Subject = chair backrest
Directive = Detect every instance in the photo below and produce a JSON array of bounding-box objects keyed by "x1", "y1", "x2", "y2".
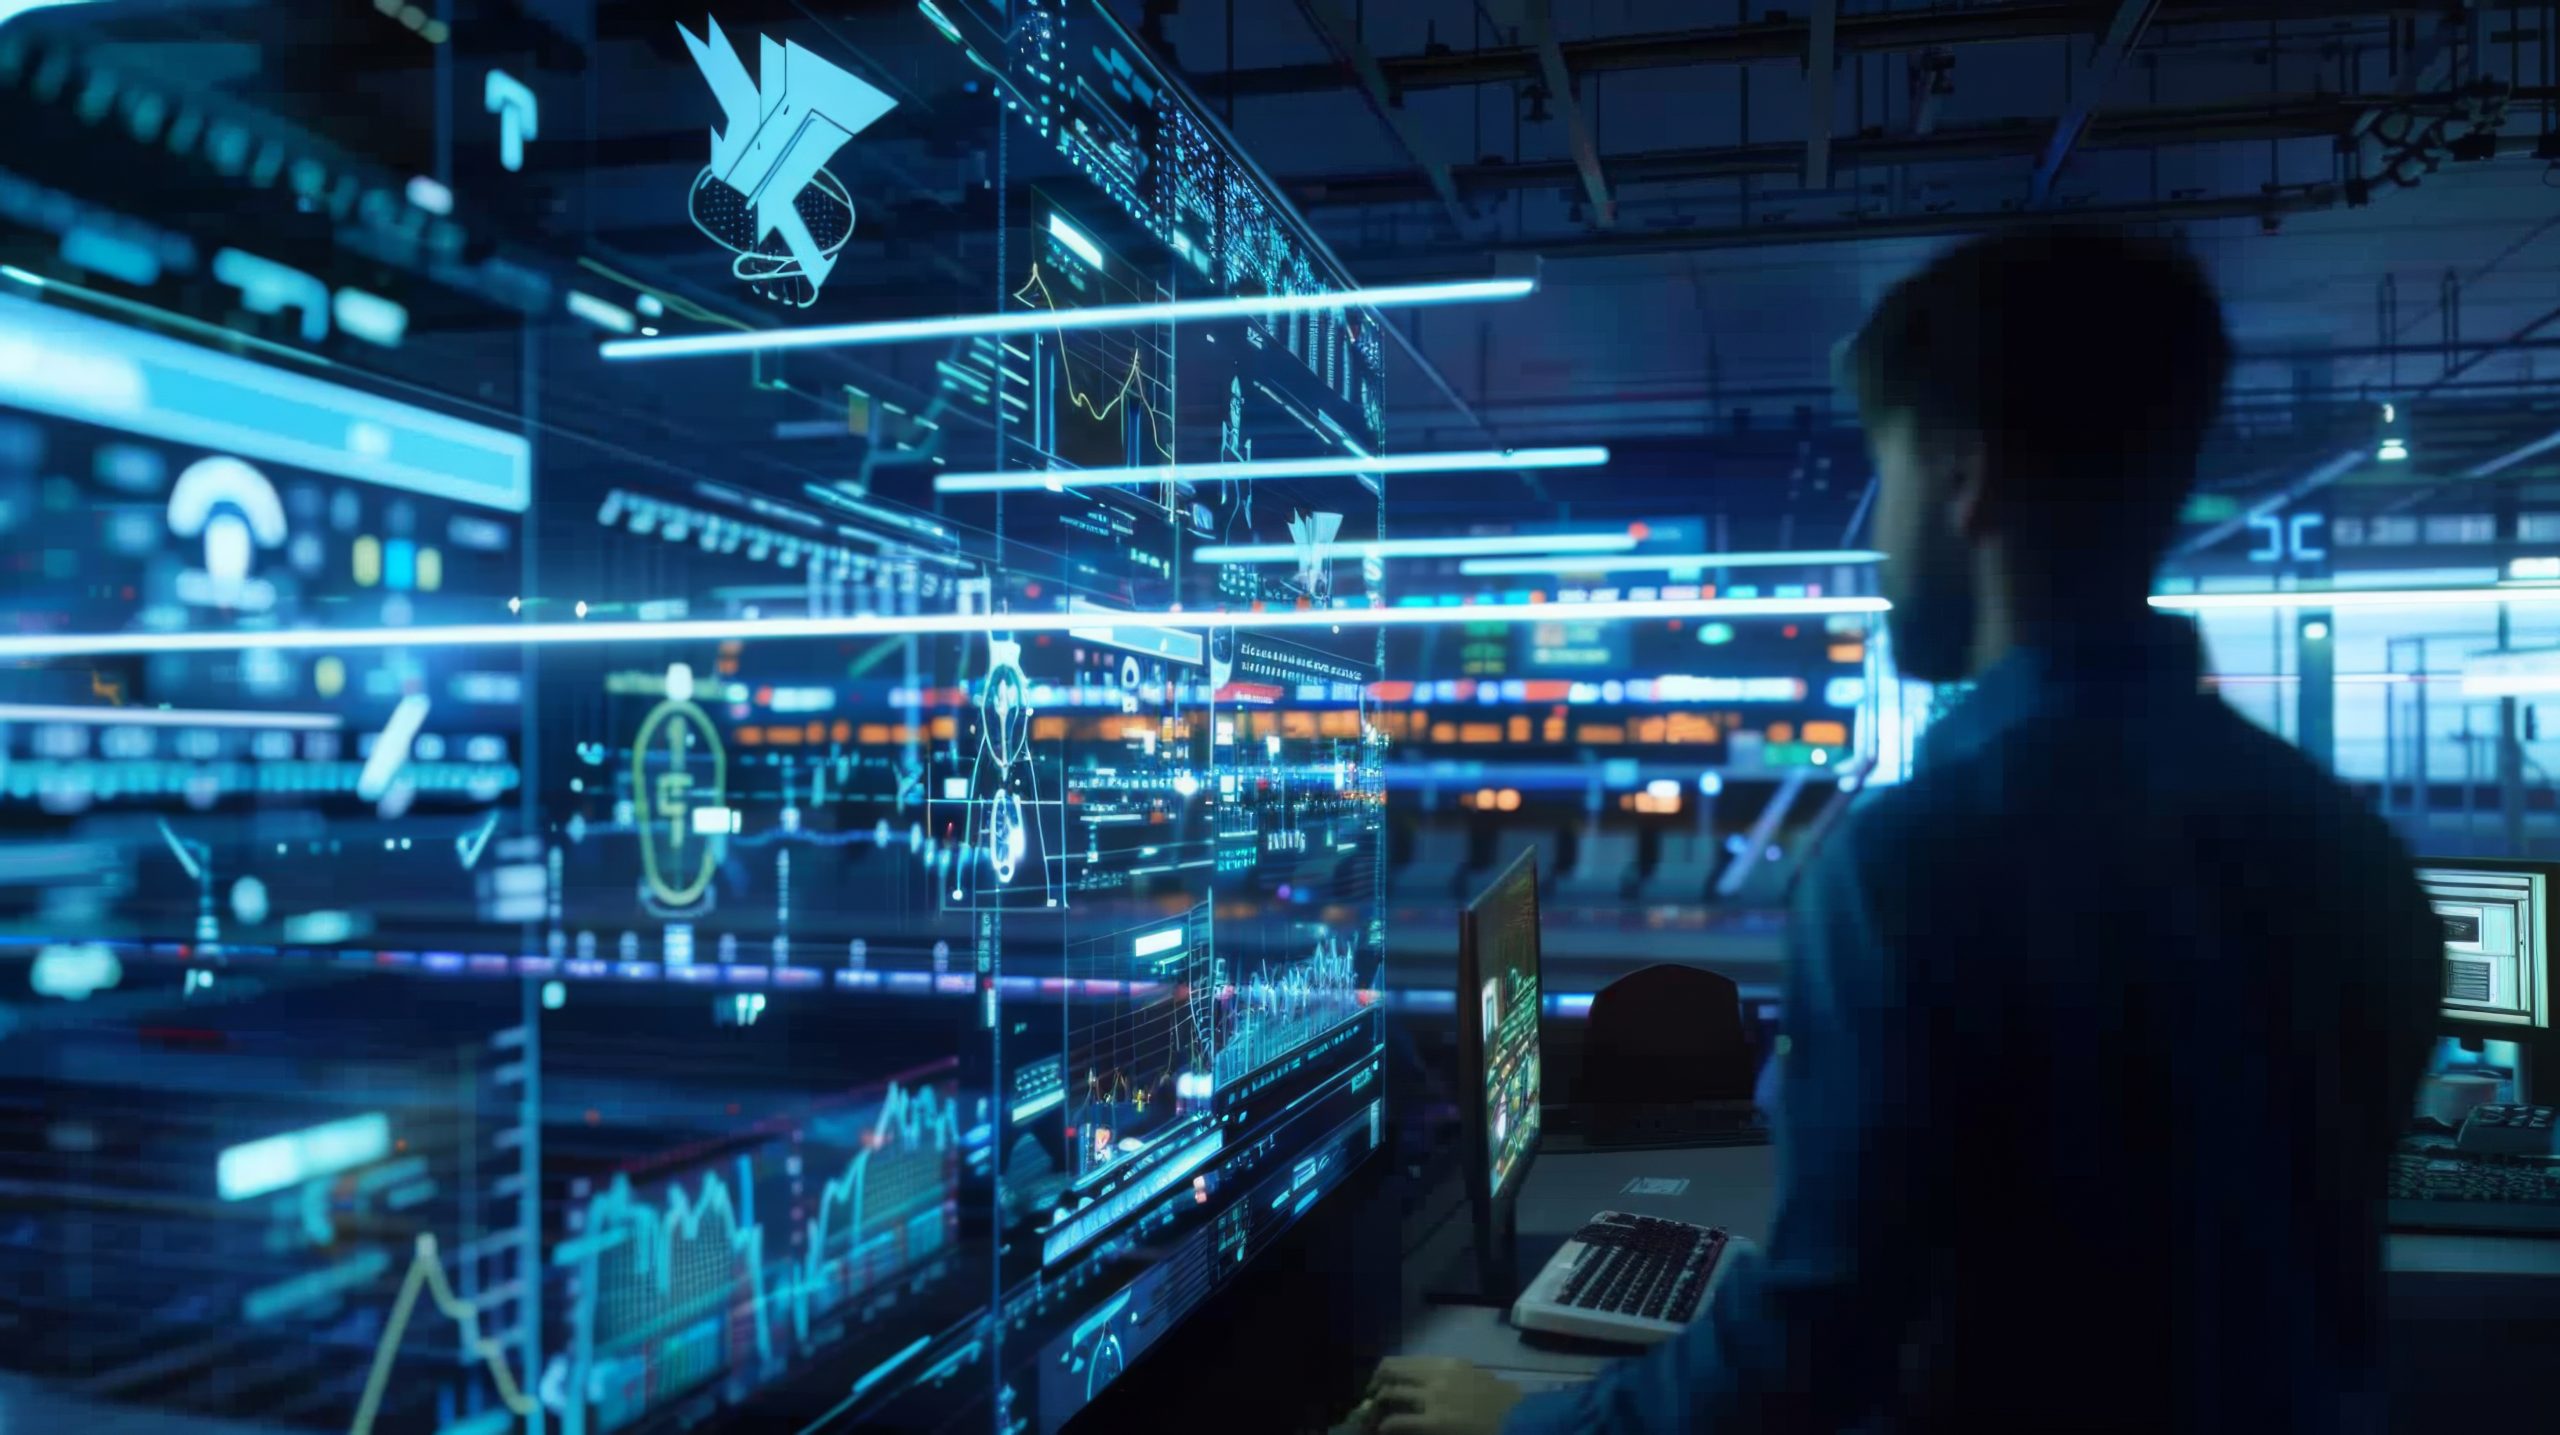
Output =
[
  {"x1": 1654, "y1": 831, "x2": 1703, "y2": 870},
  {"x1": 1562, "y1": 831, "x2": 1639, "y2": 885},
  {"x1": 1410, "y1": 822, "x2": 1471, "y2": 865},
  {"x1": 1578, "y1": 963, "x2": 1755, "y2": 1106},
  {"x1": 1488, "y1": 827, "x2": 1555, "y2": 884}
]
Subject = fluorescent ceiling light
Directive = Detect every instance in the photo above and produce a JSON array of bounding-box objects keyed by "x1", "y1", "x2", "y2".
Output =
[
  {"x1": 2149, "y1": 587, "x2": 2560, "y2": 612},
  {"x1": 936, "y1": 445, "x2": 1608, "y2": 494},
  {"x1": 0, "y1": 703, "x2": 340, "y2": 729},
  {"x1": 1194, "y1": 531, "x2": 1638, "y2": 563},
  {"x1": 600, "y1": 276, "x2": 1537, "y2": 360},
  {"x1": 1459, "y1": 549, "x2": 1886, "y2": 575},
  {"x1": 0, "y1": 595, "x2": 1888, "y2": 662}
]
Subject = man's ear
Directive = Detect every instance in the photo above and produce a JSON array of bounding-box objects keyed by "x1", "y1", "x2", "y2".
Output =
[{"x1": 1943, "y1": 436, "x2": 1992, "y2": 541}]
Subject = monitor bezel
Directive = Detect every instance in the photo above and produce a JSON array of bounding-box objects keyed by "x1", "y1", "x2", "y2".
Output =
[
  {"x1": 2416, "y1": 854, "x2": 2560, "y2": 1041},
  {"x1": 1457, "y1": 843, "x2": 1542, "y2": 1297}
]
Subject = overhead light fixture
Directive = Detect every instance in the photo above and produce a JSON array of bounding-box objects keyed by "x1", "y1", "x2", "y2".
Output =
[
  {"x1": 2376, "y1": 399, "x2": 2410, "y2": 462},
  {"x1": 1458, "y1": 549, "x2": 1886, "y2": 576},
  {"x1": 0, "y1": 594, "x2": 1888, "y2": 662},
  {"x1": 599, "y1": 275, "x2": 1537, "y2": 360},
  {"x1": 933, "y1": 445, "x2": 1608, "y2": 494},
  {"x1": 2462, "y1": 648, "x2": 2560, "y2": 697},
  {"x1": 1194, "y1": 531, "x2": 1638, "y2": 563},
  {"x1": 0, "y1": 0, "x2": 96, "y2": 26},
  {"x1": 2150, "y1": 587, "x2": 2560, "y2": 613}
]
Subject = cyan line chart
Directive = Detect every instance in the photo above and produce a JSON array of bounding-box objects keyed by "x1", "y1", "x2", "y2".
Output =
[
  {"x1": 555, "y1": 1080, "x2": 961, "y2": 1434},
  {"x1": 348, "y1": 1233, "x2": 539, "y2": 1435},
  {"x1": 1211, "y1": 934, "x2": 1376, "y2": 1089}
]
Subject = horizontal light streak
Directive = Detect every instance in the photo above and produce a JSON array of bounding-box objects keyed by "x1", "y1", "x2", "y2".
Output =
[
  {"x1": 601, "y1": 276, "x2": 1537, "y2": 360},
  {"x1": 0, "y1": 703, "x2": 342, "y2": 729},
  {"x1": 1008, "y1": 1088, "x2": 1068, "y2": 1123},
  {"x1": 934, "y1": 445, "x2": 1609, "y2": 494},
  {"x1": 1195, "y1": 530, "x2": 1636, "y2": 563},
  {"x1": 2150, "y1": 588, "x2": 2560, "y2": 612},
  {"x1": 0, "y1": 595, "x2": 1889, "y2": 661},
  {"x1": 2467, "y1": 676, "x2": 2560, "y2": 697},
  {"x1": 1459, "y1": 549, "x2": 1886, "y2": 575}
]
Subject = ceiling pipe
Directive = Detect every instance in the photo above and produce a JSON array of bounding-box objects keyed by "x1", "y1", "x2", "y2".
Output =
[
  {"x1": 1340, "y1": 189, "x2": 2345, "y2": 267},
  {"x1": 1199, "y1": 0, "x2": 2426, "y2": 99},
  {"x1": 1292, "y1": 94, "x2": 2386, "y2": 207}
]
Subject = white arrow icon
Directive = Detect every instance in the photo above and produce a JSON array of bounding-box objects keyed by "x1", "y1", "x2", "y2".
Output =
[{"x1": 679, "y1": 16, "x2": 895, "y2": 299}]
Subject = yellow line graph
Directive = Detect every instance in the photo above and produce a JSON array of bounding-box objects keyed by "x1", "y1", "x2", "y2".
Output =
[
  {"x1": 1012, "y1": 263, "x2": 1174, "y2": 461},
  {"x1": 348, "y1": 1232, "x2": 537, "y2": 1435}
]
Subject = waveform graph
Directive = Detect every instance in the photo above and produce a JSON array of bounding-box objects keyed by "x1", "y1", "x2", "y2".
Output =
[
  {"x1": 0, "y1": 965, "x2": 540, "y2": 1435},
  {"x1": 1057, "y1": 906, "x2": 1216, "y2": 1188},
  {"x1": 1009, "y1": 193, "x2": 1176, "y2": 476},
  {"x1": 1209, "y1": 929, "x2": 1379, "y2": 1089},
  {"x1": 556, "y1": 1073, "x2": 964, "y2": 1434}
]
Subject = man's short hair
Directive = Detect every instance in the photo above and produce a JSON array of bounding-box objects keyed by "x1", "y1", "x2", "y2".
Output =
[{"x1": 1842, "y1": 225, "x2": 2232, "y2": 576}]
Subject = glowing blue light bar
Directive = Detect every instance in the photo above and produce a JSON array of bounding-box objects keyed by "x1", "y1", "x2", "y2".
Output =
[
  {"x1": 1460, "y1": 549, "x2": 1886, "y2": 575},
  {"x1": 218, "y1": 1113, "x2": 392, "y2": 1201},
  {"x1": 936, "y1": 445, "x2": 1608, "y2": 494},
  {"x1": 2150, "y1": 588, "x2": 2560, "y2": 612},
  {"x1": 599, "y1": 276, "x2": 1537, "y2": 360},
  {"x1": 1009, "y1": 1088, "x2": 1068, "y2": 1123},
  {"x1": 0, "y1": 292, "x2": 529, "y2": 511},
  {"x1": 0, "y1": 703, "x2": 342, "y2": 729},
  {"x1": 1044, "y1": 1129, "x2": 1225, "y2": 1265},
  {"x1": 1047, "y1": 212, "x2": 1106, "y2": 269},
  {"x1": 852, "y1": 1336, "x2": 935, "y2": 1400},
  {"x1": 1195, "y1": 530, "x2": 1637, "y2": 563},
  {"x1": 0, "y1": 595, "x2": 1890, "y2": 661},
  {"x1": 0, "y1": 1, "x2": 96, "y2": 28},
  {"x1": 566, "y1": 290, "x2": 636, "y2": 334}
]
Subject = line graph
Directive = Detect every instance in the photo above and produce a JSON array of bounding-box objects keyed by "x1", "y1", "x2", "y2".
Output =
[
  {"x1": 1012, "y1": 263, "x2": 1173, "y2": 462},
  {"x1": 561, "y1": 1080, "x2": 961, "y2": 1433},
  {"x1": 348, "y1": 1232, "x2": 537, "y2": 1435},
  {"x1": 1212, "y1": 934, "x2": 1376, "y2": 1087}
]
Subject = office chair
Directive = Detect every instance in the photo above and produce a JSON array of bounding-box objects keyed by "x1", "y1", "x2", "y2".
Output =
[{"x1": 1578, "y1": 963, "x2": 1757, "y2": 1108}]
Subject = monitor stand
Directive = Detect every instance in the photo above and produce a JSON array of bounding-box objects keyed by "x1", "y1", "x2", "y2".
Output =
[{"x1": 1421, "y1": 1195, "x2": 1566, "y2": 1309}]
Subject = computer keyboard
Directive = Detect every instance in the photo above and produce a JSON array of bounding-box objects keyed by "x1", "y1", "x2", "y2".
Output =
[
  {"x1": 1511, "y1": 1211, "x2": 1749, "y2": 1345},
  {"x1": 2456, "y1": 1104, "x2": 2560, "y2": 1158},
  {"x1": 2390, "y1": 1149, "x2": 2560, "y2": 1204}
]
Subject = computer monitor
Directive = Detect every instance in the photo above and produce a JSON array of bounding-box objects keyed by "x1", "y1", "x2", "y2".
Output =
[
  {"x1": 2418, "y1": 858, "x2": 2558, "y2": 1039},
  {"x1": 1457, "y1": 847, "x2": 1543, "y2": 1297}
]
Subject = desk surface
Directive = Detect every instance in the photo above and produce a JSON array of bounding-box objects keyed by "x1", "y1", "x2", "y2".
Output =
[{"x1": 1398, "y1": 1140, "x2": 2560, "y2": 1384}]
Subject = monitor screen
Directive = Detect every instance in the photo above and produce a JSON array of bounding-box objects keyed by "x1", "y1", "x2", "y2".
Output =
[
  {"x1": 1470, "y1": 853, "x2": 1544, "y2": 1202},
  {"x1": 2419, "y1": 863, "x2": 2553, "y2": 1032}
]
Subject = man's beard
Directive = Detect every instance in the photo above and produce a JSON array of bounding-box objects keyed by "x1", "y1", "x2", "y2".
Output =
[{"x1": 1883, "y1": 524, "x2": 1978, "y2": 684}]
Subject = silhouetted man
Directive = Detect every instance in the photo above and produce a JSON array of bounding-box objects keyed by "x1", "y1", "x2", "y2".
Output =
[{"x1": 1364, "y1": 226, "x2": 2441, "y2": 1435}]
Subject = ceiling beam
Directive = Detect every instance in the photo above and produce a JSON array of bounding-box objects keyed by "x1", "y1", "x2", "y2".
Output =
[
  {"x1": 2029, "y1": 0, "x2": 2164, "y2": 207},
  {"x1": 1287, "y1": 0, "x2": 1473, "y2": 235},
  {"x1": 1199, "y1": 0, "x2": 2419, "y2": 100},
  {"x1": 1289, "y1": 94, "x2": 2377, "y2": 208},
  {"x1": 1804, "y1": 0, "x2": 1838, "y2": 190},
  {"x1": 1338, "y1": 188, "x2": 2344, "y2": 268},
  {"x1": 1522, "y1": 0, "x2": 1614, "y2": 227}
]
